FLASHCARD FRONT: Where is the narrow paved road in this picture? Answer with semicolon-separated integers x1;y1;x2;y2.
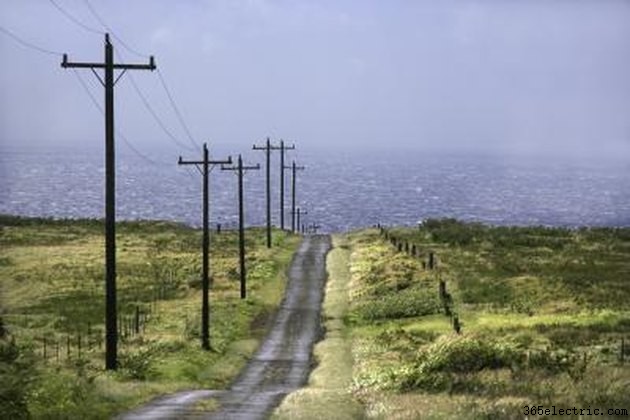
120;234;331;420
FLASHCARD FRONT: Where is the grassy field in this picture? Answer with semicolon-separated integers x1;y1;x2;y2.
0;215;300;419
343;220;630;419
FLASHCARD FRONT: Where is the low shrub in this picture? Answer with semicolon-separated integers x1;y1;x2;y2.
417;335;518;374
118;346;158;380
396;335;520;391
1;335;36;419
351;288;441;321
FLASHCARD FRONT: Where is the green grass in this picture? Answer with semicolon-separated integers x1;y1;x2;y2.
344;221;630;419
0;215;300;419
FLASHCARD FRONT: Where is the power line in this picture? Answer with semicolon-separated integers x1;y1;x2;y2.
124;69;197;152
183;165;198;181
0;25;63;56
157;68;201;151
48;0;103;35
72;69;169;167
84;0;150;59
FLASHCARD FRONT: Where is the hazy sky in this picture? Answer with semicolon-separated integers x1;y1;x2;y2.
1;0;629;156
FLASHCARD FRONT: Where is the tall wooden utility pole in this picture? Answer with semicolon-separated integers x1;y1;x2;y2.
278;140;295;231
221;155;260;299
252;138;295;244
253;138;273;248
178;143;231;350
284;161;304;233
61;33;155;370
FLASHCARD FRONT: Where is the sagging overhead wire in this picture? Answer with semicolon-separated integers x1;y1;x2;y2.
72;69;171;167
48;0;104;35
0;25;63;56
124;68;198;152
157;68;201;152
83;0;150;59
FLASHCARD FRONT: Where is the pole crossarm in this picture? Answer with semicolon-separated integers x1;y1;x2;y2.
62;58;156;70
221;164;261;172
270;145;295;151
284;164;305;171
178;157;233;166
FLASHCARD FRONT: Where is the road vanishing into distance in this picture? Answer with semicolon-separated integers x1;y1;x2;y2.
120;234;331;420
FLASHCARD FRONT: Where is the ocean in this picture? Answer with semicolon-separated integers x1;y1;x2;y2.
1;147;629;232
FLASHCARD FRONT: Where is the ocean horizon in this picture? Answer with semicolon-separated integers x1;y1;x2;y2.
1;146;629;233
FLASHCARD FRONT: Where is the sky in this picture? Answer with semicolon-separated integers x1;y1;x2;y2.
1;0;629;157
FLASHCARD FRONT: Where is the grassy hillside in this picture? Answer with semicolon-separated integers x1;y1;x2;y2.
345;220;630;419
0;215;300;419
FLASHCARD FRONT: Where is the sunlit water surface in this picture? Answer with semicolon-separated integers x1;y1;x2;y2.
1;148;628;232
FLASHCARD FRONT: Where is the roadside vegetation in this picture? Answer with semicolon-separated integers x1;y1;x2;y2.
0;215;300;419
345;220;630;419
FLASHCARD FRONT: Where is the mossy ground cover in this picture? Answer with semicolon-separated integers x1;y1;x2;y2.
345;220;630;419
0;215;300;419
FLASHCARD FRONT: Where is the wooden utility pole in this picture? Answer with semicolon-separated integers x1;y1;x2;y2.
294;208;308;235
284;161;305;233
61;33;155;370
253;138;273;248
252;138;295;243
178;143;231;350
221;155;260;299
278;140;295;231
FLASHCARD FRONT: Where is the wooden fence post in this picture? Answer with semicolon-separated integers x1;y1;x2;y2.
135;306;140;334
453;315;461;334
439;280;446;299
